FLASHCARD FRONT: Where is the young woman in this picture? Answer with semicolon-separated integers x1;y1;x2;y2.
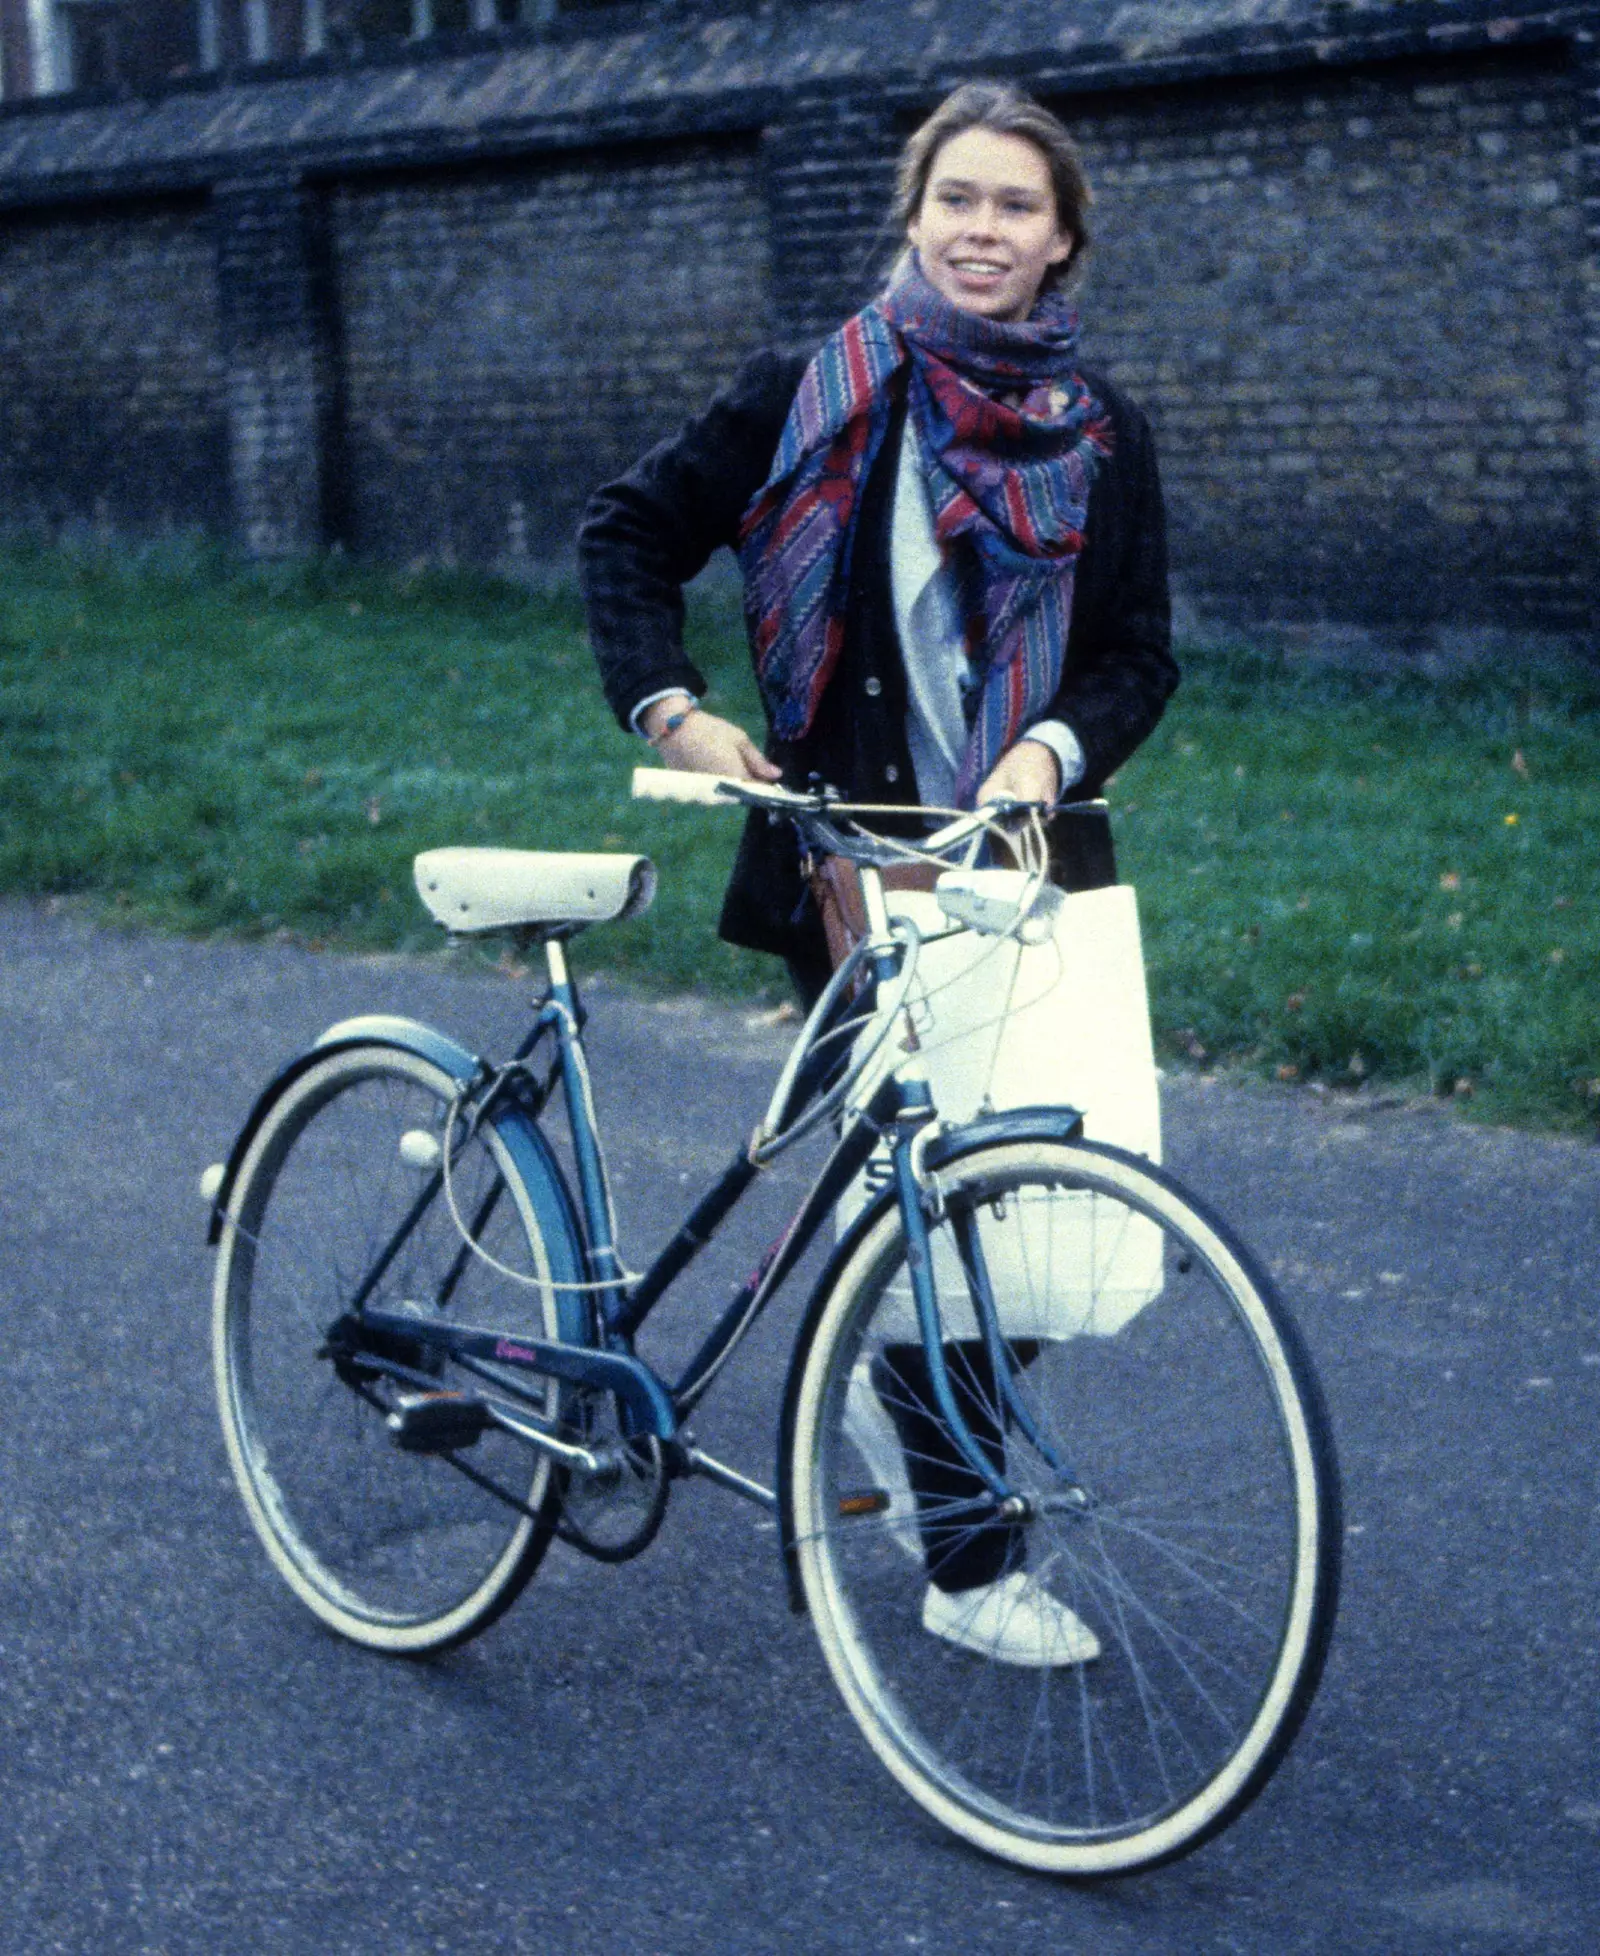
583;80;1176;988
581;81;1177;1665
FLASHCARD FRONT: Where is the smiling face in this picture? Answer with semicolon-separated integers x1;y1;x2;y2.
906;126;1075;322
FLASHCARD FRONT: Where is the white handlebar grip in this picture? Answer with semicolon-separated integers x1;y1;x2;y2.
631;768;739;806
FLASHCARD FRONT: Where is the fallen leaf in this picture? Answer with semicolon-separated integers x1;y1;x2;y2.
747;1000;801;1029
1285;992;1306;1013
1439;871;1460;891
1276;1063;1299;1081
1504;812;1519;827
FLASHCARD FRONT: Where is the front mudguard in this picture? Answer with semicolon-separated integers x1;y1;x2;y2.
774;1104;1085;1614
204;1013;591;1349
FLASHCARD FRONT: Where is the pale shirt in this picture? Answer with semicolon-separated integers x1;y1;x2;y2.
891;416;1084;809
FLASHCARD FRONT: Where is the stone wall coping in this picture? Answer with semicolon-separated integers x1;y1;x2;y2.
0;0;1592;207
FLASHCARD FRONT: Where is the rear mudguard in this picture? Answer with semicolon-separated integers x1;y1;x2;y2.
204;1014;591;1352
774;1104;1085;1614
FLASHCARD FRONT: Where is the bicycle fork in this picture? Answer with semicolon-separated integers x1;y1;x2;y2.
887;1078;1083;1520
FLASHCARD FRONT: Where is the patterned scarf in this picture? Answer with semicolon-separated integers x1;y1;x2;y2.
738;256;1112;806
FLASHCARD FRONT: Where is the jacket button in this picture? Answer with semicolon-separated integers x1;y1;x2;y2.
884;764;900;784
864;676;883;698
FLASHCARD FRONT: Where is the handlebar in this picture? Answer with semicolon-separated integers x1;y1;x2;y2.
631;768;793;809
630;767;1104;875
630;767;1050;869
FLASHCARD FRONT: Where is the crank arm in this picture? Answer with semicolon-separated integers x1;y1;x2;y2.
483;1401;606;1475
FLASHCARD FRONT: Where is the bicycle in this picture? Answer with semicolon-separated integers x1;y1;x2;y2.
205;772;1341;1877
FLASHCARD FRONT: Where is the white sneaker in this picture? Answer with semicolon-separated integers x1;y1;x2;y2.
923;1570;1101;1667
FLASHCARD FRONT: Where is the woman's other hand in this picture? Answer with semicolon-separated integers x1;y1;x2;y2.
641;698;783;781
976;737;1061;808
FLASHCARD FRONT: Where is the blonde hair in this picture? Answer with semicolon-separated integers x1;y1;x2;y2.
892;81;1093;291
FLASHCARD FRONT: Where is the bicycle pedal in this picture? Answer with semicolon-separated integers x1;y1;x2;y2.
387;1391;490;1454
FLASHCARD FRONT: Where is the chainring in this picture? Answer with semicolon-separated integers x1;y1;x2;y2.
556;1407;670;1563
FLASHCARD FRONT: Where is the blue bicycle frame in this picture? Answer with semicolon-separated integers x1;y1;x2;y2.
343;888;1067;1512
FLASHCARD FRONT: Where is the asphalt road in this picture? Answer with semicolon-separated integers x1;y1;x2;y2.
1;902;1597;1955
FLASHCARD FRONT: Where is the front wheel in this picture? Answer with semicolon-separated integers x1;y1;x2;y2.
213;1043;568;1653
788;1136;1340;1876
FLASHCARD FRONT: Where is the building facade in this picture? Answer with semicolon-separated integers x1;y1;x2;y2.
0;4;541;99
0;0;1595;646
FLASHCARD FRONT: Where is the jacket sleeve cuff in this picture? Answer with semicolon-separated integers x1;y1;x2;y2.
628;684;701;738
1022;719;1086;799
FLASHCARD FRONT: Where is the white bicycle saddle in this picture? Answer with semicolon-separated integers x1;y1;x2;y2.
413;848;657;934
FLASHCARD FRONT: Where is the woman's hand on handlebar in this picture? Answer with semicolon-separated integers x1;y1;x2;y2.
976;737;1060;809
644;699;782;782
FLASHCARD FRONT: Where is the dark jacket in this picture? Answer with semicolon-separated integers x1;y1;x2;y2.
580;345;1177;965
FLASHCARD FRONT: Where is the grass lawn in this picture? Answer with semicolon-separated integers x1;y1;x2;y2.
1;539;1596;1134
1112;645;1599;1133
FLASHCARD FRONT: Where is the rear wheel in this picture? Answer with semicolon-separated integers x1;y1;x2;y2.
213;1044;567;1652
789;1137;1340;1875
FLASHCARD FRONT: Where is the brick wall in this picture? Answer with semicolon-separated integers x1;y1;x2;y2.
0;195;227;535
0;1;1593;644
1073;48;1588;633
761;92;901;339
325;137;774;561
